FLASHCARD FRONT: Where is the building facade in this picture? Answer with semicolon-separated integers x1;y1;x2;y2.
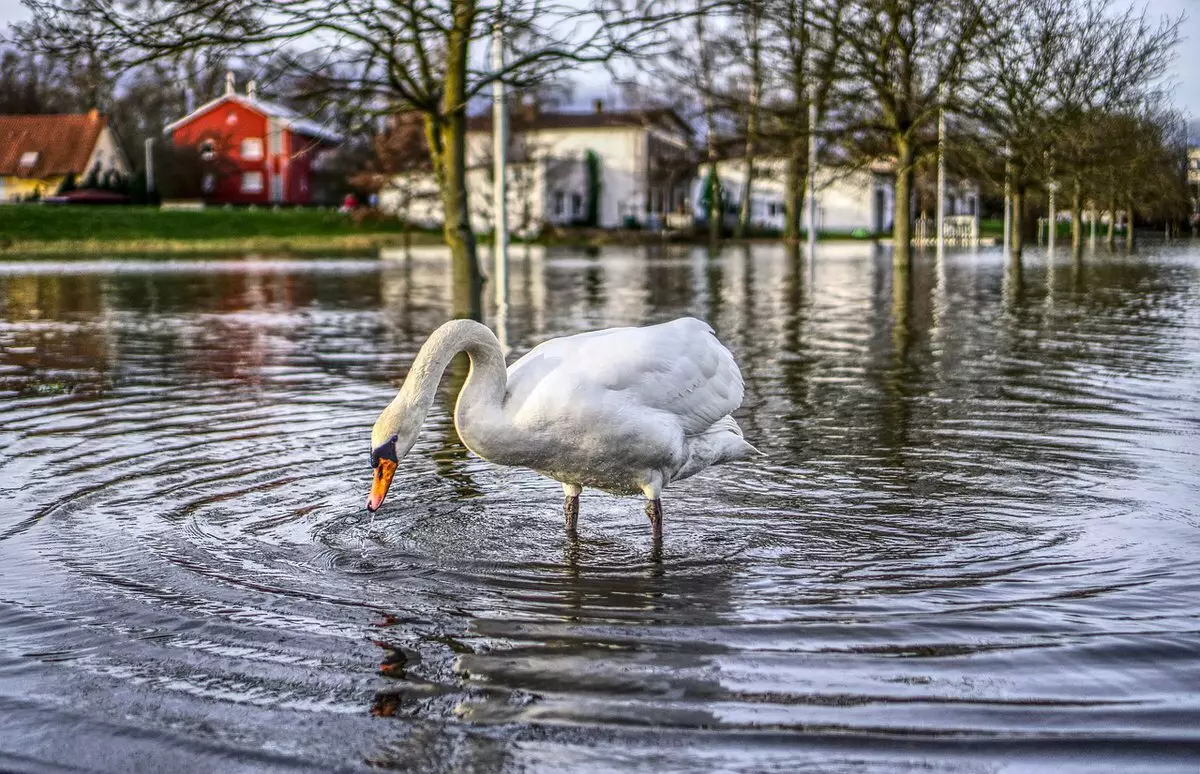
0;110;130;202
694;157;895;234
380;105;692;234
164;75;341;205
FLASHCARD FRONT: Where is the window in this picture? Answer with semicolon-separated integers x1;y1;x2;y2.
199;140;215;161
226;111;238;126
18;151;38;168
241;137;264;160
553;191;565;217
202;174;215;193
571;192;583;217
241;171;264;194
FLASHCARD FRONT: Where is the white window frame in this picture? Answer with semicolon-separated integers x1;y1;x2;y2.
19;151;39;168
201;174;215;193
241;171;264;194
241;137;264;161
199;140;215;161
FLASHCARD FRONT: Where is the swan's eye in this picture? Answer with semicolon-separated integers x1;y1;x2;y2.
370;435;399;469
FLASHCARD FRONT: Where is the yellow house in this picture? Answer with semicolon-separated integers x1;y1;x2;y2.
0;109;130;202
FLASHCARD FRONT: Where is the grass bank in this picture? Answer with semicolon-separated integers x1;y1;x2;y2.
0;205;440;256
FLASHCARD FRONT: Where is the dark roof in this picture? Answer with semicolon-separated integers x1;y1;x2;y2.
0;111;107;178
467;108;690;136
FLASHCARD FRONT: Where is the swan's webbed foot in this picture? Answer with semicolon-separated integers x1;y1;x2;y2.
645;498;663;541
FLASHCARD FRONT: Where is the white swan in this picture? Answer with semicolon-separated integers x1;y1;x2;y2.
367;317;757;539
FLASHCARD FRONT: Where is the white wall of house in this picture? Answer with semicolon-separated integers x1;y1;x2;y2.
83;126;131;178
382;118;689;231
695;157;894;233
466;126;646;228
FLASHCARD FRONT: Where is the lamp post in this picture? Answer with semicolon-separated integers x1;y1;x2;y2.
1047;179;1058;256
806;83;818;259
492;25;509;325
936;85;947;262
1002;142;1011;260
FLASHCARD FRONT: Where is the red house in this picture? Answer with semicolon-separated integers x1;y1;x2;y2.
165;74;341;205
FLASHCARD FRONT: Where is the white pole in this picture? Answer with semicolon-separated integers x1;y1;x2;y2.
492;25;509;319
144;137;155;198
1003;142;1011;260
936;86;946;261
1047;180;1057;256
806;83;818;258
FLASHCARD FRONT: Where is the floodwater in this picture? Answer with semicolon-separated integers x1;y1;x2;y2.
1;243;1199;773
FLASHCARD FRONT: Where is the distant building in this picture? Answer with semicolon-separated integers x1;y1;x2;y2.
164;74;341;205
380;103;692;233
1188;146;1199;219
0;110;130;202
694;157;895;234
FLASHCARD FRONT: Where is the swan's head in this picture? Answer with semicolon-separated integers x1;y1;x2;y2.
366;403;420;513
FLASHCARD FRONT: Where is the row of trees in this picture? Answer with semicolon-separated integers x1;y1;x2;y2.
659;0;1185;268
8;0;1188;297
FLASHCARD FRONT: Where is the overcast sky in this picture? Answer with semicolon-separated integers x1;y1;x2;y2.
1;0;1197;120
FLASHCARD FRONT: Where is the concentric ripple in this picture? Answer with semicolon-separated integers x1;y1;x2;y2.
2;247;1200;772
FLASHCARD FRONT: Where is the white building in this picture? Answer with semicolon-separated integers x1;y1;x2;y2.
380;104;693;234
693;157;895;234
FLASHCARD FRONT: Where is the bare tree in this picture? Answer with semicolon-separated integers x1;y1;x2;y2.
829;0;1004;272
16;0;686;317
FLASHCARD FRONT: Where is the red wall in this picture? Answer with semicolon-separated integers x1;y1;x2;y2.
170;98;328;205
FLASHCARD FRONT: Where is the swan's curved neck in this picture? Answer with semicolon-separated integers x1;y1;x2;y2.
375;320;507;453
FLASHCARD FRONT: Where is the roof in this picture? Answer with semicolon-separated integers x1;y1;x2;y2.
467;107;691;137
0;111;107;178
164;94;342;144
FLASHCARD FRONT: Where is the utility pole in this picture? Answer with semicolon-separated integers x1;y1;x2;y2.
492;25;509;324
1003;142;1011;260
936;85;947;262
806;82;818;259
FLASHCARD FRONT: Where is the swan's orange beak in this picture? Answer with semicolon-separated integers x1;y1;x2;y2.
367;458;397;513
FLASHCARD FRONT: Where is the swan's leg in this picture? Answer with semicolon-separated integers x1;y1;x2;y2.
645;499;663;541
563;483;582;534
640;477;664;542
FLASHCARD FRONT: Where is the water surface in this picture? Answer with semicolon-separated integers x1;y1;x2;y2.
2;244;1199;772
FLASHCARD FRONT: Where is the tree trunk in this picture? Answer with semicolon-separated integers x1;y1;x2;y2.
1125;200;1135;252
1106;197;1116;249
892;136;914;273
1070;180;1083;258
698;11;721;248
425;9;483;322
1010;185;1025;264
784;147;806;241
734;6;762;240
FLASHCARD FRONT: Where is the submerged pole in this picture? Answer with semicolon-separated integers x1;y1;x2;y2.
492;25;509;319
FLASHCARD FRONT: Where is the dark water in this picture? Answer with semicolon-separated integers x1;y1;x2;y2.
2;244;1199;773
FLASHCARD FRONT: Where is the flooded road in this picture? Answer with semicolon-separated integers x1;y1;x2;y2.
2;244;1199;772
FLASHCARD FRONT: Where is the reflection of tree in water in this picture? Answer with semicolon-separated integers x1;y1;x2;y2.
0;274;113;395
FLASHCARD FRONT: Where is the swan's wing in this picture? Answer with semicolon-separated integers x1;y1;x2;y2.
505;318;744;435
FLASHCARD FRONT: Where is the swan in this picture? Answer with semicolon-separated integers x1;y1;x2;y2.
366;317;757;539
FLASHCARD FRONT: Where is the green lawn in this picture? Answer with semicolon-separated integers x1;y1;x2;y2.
0;204;441;255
